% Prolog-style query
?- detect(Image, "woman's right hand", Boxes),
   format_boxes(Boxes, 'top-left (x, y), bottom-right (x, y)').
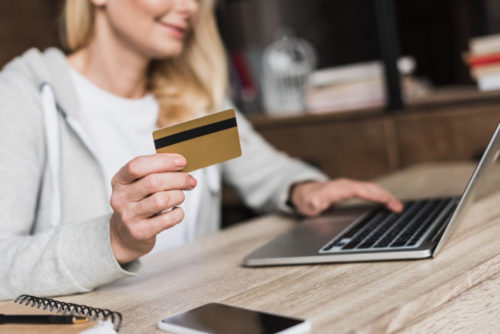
top-left (109, 153), bottom-right (196, 264)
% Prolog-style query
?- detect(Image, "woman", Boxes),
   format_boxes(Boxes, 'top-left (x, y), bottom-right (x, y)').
top-left (0, 0), bottom-right (402, 300)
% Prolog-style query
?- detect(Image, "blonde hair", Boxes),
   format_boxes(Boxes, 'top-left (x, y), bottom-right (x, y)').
top-left (60, 0), bottom-right (228, 127)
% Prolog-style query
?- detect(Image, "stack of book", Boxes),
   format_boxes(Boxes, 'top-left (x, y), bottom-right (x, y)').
top-left (305, 56), bottom-right (431, 114)
top-left (228, 48), bottom-right (263, 114)
top-left (466, 33), bottom-right (500, 91)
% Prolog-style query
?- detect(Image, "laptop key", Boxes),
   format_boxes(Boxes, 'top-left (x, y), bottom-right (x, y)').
top-left (431, 202), bottom-right (457, 242)
top-left (357, 212), bottom-right (399, 248)
top-left (390, 200), bottom-right (439, 247)
top-left (320, 197), bottom-right (457, 253)
top-left (342, 210), bottom-right (391, 249)
top-left (406, 198), bottom-right (451, 246)
top-left (321, 211), bottom-right (379, 251)
top-left (373, 201), bottom-right (423, 248)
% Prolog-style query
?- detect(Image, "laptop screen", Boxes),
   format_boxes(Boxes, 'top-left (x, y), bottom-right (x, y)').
top-left (434, 123), bottom-right (500, 255)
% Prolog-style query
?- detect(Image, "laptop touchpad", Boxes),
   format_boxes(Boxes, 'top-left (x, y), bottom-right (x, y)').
top-left (251, 207), bottom-right (370, 258)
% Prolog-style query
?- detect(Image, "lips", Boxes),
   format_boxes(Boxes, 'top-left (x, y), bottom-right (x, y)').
top-left (158, 21), bottom-right (188, 38)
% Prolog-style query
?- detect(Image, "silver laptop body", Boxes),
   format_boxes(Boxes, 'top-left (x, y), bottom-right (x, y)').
top-left (244, 123), bottom-right (500, 267)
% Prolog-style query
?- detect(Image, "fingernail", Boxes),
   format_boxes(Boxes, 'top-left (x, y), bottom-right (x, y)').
top-left (174, 156), bottom-right (186, 167)
top-left (190, 176), bottom-right (197, 187)
top-left (393, 202), bottom-right (404, 213)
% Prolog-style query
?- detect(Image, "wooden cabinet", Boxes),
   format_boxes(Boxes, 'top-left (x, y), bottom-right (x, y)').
top-left (252, 113), bottom-right (395, 180)
top-left (0, 1), bottom-right (60, 67)
top-left (394, 105), bottom-right (500, 167)
top-left (251, 89), bottom-right (500, 179)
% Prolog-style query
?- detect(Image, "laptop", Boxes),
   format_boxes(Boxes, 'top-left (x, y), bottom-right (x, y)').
top-left (244, 123), bottom-right (500, 266)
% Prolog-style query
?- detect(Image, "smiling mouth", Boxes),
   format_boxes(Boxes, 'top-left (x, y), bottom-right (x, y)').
top-left (158, 22), bottom-right (188, 38)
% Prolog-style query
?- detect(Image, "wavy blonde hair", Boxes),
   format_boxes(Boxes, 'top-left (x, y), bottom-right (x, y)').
top-left (60, 0), bottom-right (228, 127)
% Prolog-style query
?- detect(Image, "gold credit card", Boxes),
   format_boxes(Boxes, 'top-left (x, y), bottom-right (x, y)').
top-left (153, 109), bottom-right (242, 172)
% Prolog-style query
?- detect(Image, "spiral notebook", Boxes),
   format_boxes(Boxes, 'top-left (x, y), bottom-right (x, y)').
top-left (0, 295), bottom-right (122, 333)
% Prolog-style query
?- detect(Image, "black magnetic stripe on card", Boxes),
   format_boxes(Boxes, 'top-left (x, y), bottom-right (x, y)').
top-left (154, 117), bottom-right (237, 149)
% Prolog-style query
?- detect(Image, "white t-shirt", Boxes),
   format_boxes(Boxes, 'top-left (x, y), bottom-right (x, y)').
top-left (70, 68), bottom-right (202, 253)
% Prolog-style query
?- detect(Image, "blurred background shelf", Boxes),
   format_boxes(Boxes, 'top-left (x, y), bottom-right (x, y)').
top-left (216, 0), bottom-right (500, 114)
top-left (249, 86), bottom-right (500, 181)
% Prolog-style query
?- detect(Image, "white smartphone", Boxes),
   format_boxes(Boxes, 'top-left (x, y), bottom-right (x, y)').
top-left (157, 303), bottom-right (311, 334)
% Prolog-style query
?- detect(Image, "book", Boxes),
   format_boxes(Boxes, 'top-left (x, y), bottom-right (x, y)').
top-left (467, 53), bottom-right (500, 67)
top-left (470, 63), bottom-right (500, 79)
top-left (465, 34), bottom-right (500, 90)
top-left (477, 74), bottom-right (500, 91)
top-left (0, 295), bottom-right (122, 333)
top-left (306, 77), bottom-right (385, 113)
top-left (303, 56), bottom-right (433, 114)
top-left (308, 56), bottom-right (416, 87)
top-left (469, 33), bottom-right (500, 56)
top-left (305, 76), bottom-right (431, 114)
top-left (230, 50), bottom-right (257, 103)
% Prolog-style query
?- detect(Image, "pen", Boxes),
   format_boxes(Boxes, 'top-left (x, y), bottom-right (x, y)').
top-left (0, 313), bottom-right (89, 325)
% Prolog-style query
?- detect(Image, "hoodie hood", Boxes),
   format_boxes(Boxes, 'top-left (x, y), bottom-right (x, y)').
top-left (4, 47), bottom-right (78, 119)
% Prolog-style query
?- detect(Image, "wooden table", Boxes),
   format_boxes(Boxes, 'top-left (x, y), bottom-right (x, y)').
top-left (59, 162), bottom-right (500, 333)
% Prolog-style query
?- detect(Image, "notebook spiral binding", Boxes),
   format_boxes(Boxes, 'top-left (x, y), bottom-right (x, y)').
top-left (14, 294), bottom-right (123, 331)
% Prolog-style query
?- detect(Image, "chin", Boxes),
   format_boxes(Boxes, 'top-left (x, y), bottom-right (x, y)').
top-left (147, 40), bottom-right (185, 60)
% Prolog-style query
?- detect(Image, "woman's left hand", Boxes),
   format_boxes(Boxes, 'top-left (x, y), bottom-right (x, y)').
top-left (290, 178), bottom-right (404, 217)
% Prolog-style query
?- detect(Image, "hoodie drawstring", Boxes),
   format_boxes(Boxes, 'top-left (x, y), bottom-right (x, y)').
top-left (40, 83), bottom-right (62, 227)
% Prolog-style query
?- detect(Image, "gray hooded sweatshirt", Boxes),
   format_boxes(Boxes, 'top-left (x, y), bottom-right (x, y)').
top-left (0, 48), bottom-right (327, 300)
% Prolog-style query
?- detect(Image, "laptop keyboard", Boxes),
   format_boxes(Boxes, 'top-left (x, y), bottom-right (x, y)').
top-left (319, 197), bottom-right (458, 254)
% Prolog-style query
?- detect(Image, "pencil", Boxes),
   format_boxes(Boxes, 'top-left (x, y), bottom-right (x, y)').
top-left (0, 313), bottom-right (89, 325)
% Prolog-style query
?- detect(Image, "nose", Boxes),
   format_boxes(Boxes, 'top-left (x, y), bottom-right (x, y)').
top-left (175, 0), bottom-right (199, 16)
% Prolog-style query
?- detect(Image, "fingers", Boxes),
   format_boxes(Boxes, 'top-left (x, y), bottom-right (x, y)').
top-left (146, 207), bottom-right (185, 236)
top-left (291, 179), bottom-right (404, 218)
top-left (135, 190), bottom-right (185, 218)
top-left (349, 181), bottom-right (404, 213)
top-left (126, 172), bottom-right (197, 201)
top-left (385, 197), bottom-right (404, 213)
top-left (109, 154), bottom-right (192, 264)
top-left (116, 207), bottom-right (185, 244)
top-left (289, 181), bottom-right (332, 217)
top-left (112, 153), bottom-right (187, 186)
top-left (129, 207), bottom-right (185, 241)
top-left (302, 194), bottom-right (331, 217)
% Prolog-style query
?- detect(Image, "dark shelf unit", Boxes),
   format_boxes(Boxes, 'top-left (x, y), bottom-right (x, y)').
top-left (216, 0), bottom-right (492, 113)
